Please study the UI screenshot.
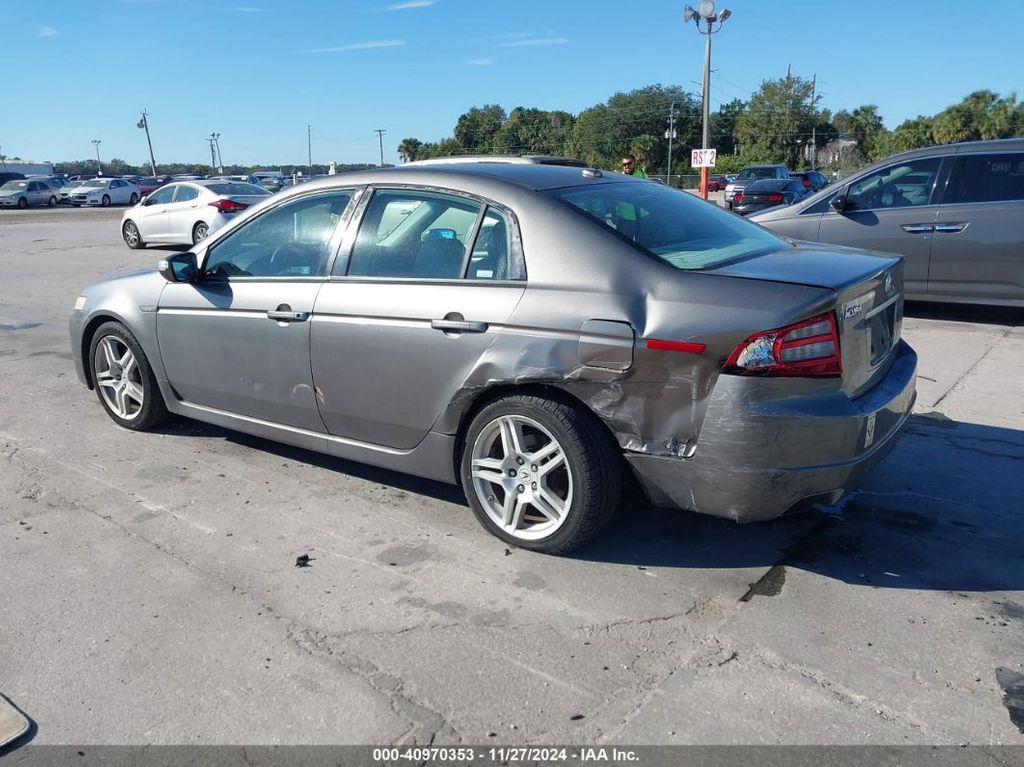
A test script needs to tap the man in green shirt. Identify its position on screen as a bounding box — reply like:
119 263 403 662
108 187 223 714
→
621 154 648 178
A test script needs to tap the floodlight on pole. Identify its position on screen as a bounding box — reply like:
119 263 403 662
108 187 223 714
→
91 139 103 175
682 1 731 200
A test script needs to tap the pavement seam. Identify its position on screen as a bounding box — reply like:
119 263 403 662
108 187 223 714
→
932 326 1013 409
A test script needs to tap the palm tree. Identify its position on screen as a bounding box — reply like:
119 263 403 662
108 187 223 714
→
398 138 424 163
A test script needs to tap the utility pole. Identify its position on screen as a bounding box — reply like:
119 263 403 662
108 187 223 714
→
208 133 220 173
91 139 102 175
665 101 677 187
138 110 157 176
810 73 817 170
308 124 313 177
214 135 223 172
374 129 387 167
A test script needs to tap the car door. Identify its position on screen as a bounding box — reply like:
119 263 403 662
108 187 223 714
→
166 184 203 242
156 189 354 431
816 155 945 297
311 188 526 450
928 150 1024 303
27 181 45 205
134 184 176 241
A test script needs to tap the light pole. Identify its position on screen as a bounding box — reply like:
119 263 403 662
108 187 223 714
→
91 139 103 175
208 132 221 173
683 1 731 199
374 129 387 167
308 124 313 177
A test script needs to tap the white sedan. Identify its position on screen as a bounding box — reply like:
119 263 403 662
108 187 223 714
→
69 178 141 207
120 180 271 248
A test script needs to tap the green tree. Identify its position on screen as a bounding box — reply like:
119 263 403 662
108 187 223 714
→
397 137 424 163
709 98 746 156
453 105 506 152
891 116 935 152
734 74 816 167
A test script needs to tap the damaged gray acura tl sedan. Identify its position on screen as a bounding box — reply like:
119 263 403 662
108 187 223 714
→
70 159 917 554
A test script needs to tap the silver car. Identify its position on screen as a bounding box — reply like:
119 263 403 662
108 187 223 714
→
70 160 917 554
0 179 59 208
750 138 1024 307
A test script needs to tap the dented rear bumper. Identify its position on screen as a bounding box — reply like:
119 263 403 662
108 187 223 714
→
626 340 918 522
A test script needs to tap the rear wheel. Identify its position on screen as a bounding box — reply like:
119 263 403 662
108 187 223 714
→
122 220 145 249
89 321 167 431
129 193 139 205
192 221 209 244
460 394 620 555
48 196 57 207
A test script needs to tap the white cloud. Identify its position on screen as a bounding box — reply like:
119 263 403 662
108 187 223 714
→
497 37 568 48
385 0 435 9
296 40 406 54
467 57 493 66
38 25 60 37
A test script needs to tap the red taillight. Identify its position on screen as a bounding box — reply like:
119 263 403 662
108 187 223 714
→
767 192 784 203
723 312 842 377
733 192 744 202
209 198 249 213
801 178 811 187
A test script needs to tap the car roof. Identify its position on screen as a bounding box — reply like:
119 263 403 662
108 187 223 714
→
407 155 588 168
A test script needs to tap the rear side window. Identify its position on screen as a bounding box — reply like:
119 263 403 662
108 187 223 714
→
174 186 199 203
946 153 1024 204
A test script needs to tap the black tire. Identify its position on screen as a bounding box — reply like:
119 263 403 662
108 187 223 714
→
460 394 620 555
192 221 209 244
129 193 139 205
17 197 27 209
101 194 111 207
122 219 146 249
88 321 168 431
48 196 57 207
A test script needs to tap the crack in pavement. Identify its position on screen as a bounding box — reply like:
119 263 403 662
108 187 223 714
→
931 327 1014 409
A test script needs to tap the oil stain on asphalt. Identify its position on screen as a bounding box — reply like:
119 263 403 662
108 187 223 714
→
996 667 1024 733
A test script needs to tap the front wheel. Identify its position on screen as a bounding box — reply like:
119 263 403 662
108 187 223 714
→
101 194 111 207
17 197 27 209
122 220 145 249
48 196 57 207
89 321 168 431
460 394 620 555
192 221 209 244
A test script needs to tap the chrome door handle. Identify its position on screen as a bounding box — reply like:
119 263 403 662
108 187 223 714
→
267 309 309 322
431 319 488 333
934 223 967 233
901 224 934 234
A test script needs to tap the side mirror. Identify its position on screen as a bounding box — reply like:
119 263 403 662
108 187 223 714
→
158 252 198 283
829 194 848 213
140 195 149 205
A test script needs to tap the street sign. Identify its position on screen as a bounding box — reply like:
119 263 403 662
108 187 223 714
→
664 129 677 139
691 148 717 168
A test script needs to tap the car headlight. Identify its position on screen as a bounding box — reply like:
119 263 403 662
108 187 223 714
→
73 295 87 311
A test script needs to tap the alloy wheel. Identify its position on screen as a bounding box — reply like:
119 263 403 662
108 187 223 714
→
123 221 140 248
469 414 573 541
93 335 145 420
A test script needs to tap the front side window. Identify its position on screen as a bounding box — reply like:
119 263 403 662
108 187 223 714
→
550 181 784 270
147 185 175 205
203 190 353 279
846 157 942 210
346 190 481 278
946 153 1024 204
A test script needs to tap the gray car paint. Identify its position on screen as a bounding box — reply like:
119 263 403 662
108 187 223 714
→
71 163 917 524
750 138 1024 307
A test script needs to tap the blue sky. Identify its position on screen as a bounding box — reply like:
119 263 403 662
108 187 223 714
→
3 0 1022 167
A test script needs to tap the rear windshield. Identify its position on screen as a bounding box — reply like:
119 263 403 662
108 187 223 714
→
549 181 784 270
738 167 779 180
207 182 271 196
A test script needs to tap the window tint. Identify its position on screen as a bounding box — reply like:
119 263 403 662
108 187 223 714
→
147 185 175 205
174 186 199 203
846 157 942 210
206 182 271 197
946 153 1024 204
346 190 481 278
203 191 352 279
551 183 784 270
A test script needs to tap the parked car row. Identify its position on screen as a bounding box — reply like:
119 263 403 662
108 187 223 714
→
723 165 832 212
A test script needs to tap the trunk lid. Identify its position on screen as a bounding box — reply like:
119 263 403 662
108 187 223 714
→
710 244 905 397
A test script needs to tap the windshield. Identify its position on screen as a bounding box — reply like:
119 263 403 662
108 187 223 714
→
550 181 785 270
1 181 28 191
